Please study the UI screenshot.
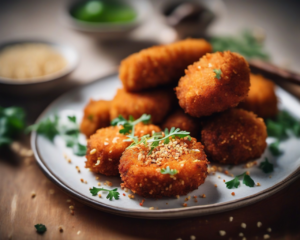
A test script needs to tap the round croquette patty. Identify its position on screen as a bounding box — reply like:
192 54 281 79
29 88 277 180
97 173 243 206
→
80 99 111 137
161 109 201 138
238 73 278 118
119 137 208 198
86 123 161 176
201 109 267 164
176 51 250 117
110 88 176 124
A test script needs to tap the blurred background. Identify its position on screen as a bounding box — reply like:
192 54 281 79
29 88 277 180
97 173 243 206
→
0 0 299 117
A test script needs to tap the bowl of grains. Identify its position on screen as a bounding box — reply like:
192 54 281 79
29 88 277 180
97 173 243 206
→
0 40 78 94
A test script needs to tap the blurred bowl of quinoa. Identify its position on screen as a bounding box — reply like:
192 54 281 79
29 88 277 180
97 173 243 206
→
0 40 79 94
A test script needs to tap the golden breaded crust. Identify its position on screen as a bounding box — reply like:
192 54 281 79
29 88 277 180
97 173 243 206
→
86 123 161 176
161 109 200 138
80 99 111 137
238 73 278 118
119 39 212 92
201 109 267 164
176 51 250 117
110 88 176 124
119 137 208 198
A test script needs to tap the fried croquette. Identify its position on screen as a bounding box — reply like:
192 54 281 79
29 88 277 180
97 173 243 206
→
86 123 161 176
176 51 250 117
119 137 208 198
238 73 278 118
201 108 267 164
110 88 176 124
162 109 201 138
80 99 111 137
119 38 212 92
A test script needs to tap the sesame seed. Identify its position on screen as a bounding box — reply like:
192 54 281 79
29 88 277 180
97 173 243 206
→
77 231 81 235
257 222 262 228
267 228 272 232
95 160 100 166
219 230 226 236
104 142 109 146
90 149 96 155
263 234 270 239
229 216 233 222
241 223 247 228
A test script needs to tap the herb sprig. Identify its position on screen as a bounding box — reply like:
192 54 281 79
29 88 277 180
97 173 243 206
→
213 69 222 80
160 166 178 175
269 140 282 156
225 172 255 189
90 187 120 200
259 158 274 173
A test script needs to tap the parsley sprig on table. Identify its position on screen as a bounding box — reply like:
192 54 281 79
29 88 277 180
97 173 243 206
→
34 224 47 234
111 114 151 137
259 158 274 173
160 166 178 175
27 115 87 156
225 172 255 189
0 106 26 147
127 127 191 155
90 187 120 200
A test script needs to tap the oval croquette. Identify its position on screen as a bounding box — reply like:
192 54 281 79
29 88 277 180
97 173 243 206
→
119 38 212 92
80 99 111 137
161 109 201 138
201 108 267 164
238 73 278 118
176 51 250 117
119 137 208 198
86 123 161 176
110 88 176 124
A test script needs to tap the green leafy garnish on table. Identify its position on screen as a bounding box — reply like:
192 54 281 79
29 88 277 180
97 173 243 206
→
210 30 270 60
0 106 26 148
225 172 255 189
34 224 47 233
90 187 120 200
259 158 274 173
269 140 282 156
111 114 151 137
213 69 222 80
160 166 178 175
27 114 87 156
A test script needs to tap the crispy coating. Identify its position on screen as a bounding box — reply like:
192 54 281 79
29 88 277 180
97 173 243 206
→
80 99 111 137
201 109 267 164
119 137 208 198
176 51 250 117
110 88 176 124
119 38 212 92
238 73 278 118
162 109 201 138
86 123 161 176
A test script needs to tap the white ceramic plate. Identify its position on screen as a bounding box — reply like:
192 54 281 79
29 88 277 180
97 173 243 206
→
31 73 300 219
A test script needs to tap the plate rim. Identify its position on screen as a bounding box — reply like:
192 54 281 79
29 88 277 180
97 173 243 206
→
31 72 300 219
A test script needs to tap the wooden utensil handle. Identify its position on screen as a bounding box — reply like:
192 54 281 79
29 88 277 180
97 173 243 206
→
249 60 300 86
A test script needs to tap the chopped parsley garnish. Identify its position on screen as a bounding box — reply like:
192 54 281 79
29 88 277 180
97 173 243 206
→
90 187 120 200
225 172 255 189
27 114 87 156
35 224 47 233
160 166 178 175
126 127 191 155
0 106 26 148
210 30 270 60
88 115 94 121
269 140 282 156
213 69 222 80
111 114 151 137
259 158 274 173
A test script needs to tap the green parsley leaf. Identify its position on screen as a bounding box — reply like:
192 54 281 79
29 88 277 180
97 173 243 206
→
160 166 178 175
0 106 26 148
225 172 255 189
266 119 286 139
68 116 76 123
213 69 222 80
111 115 127 126
243 174 255 187
34 224 47 233
269 140 282 156
90 187 120 200
259 158 274 173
